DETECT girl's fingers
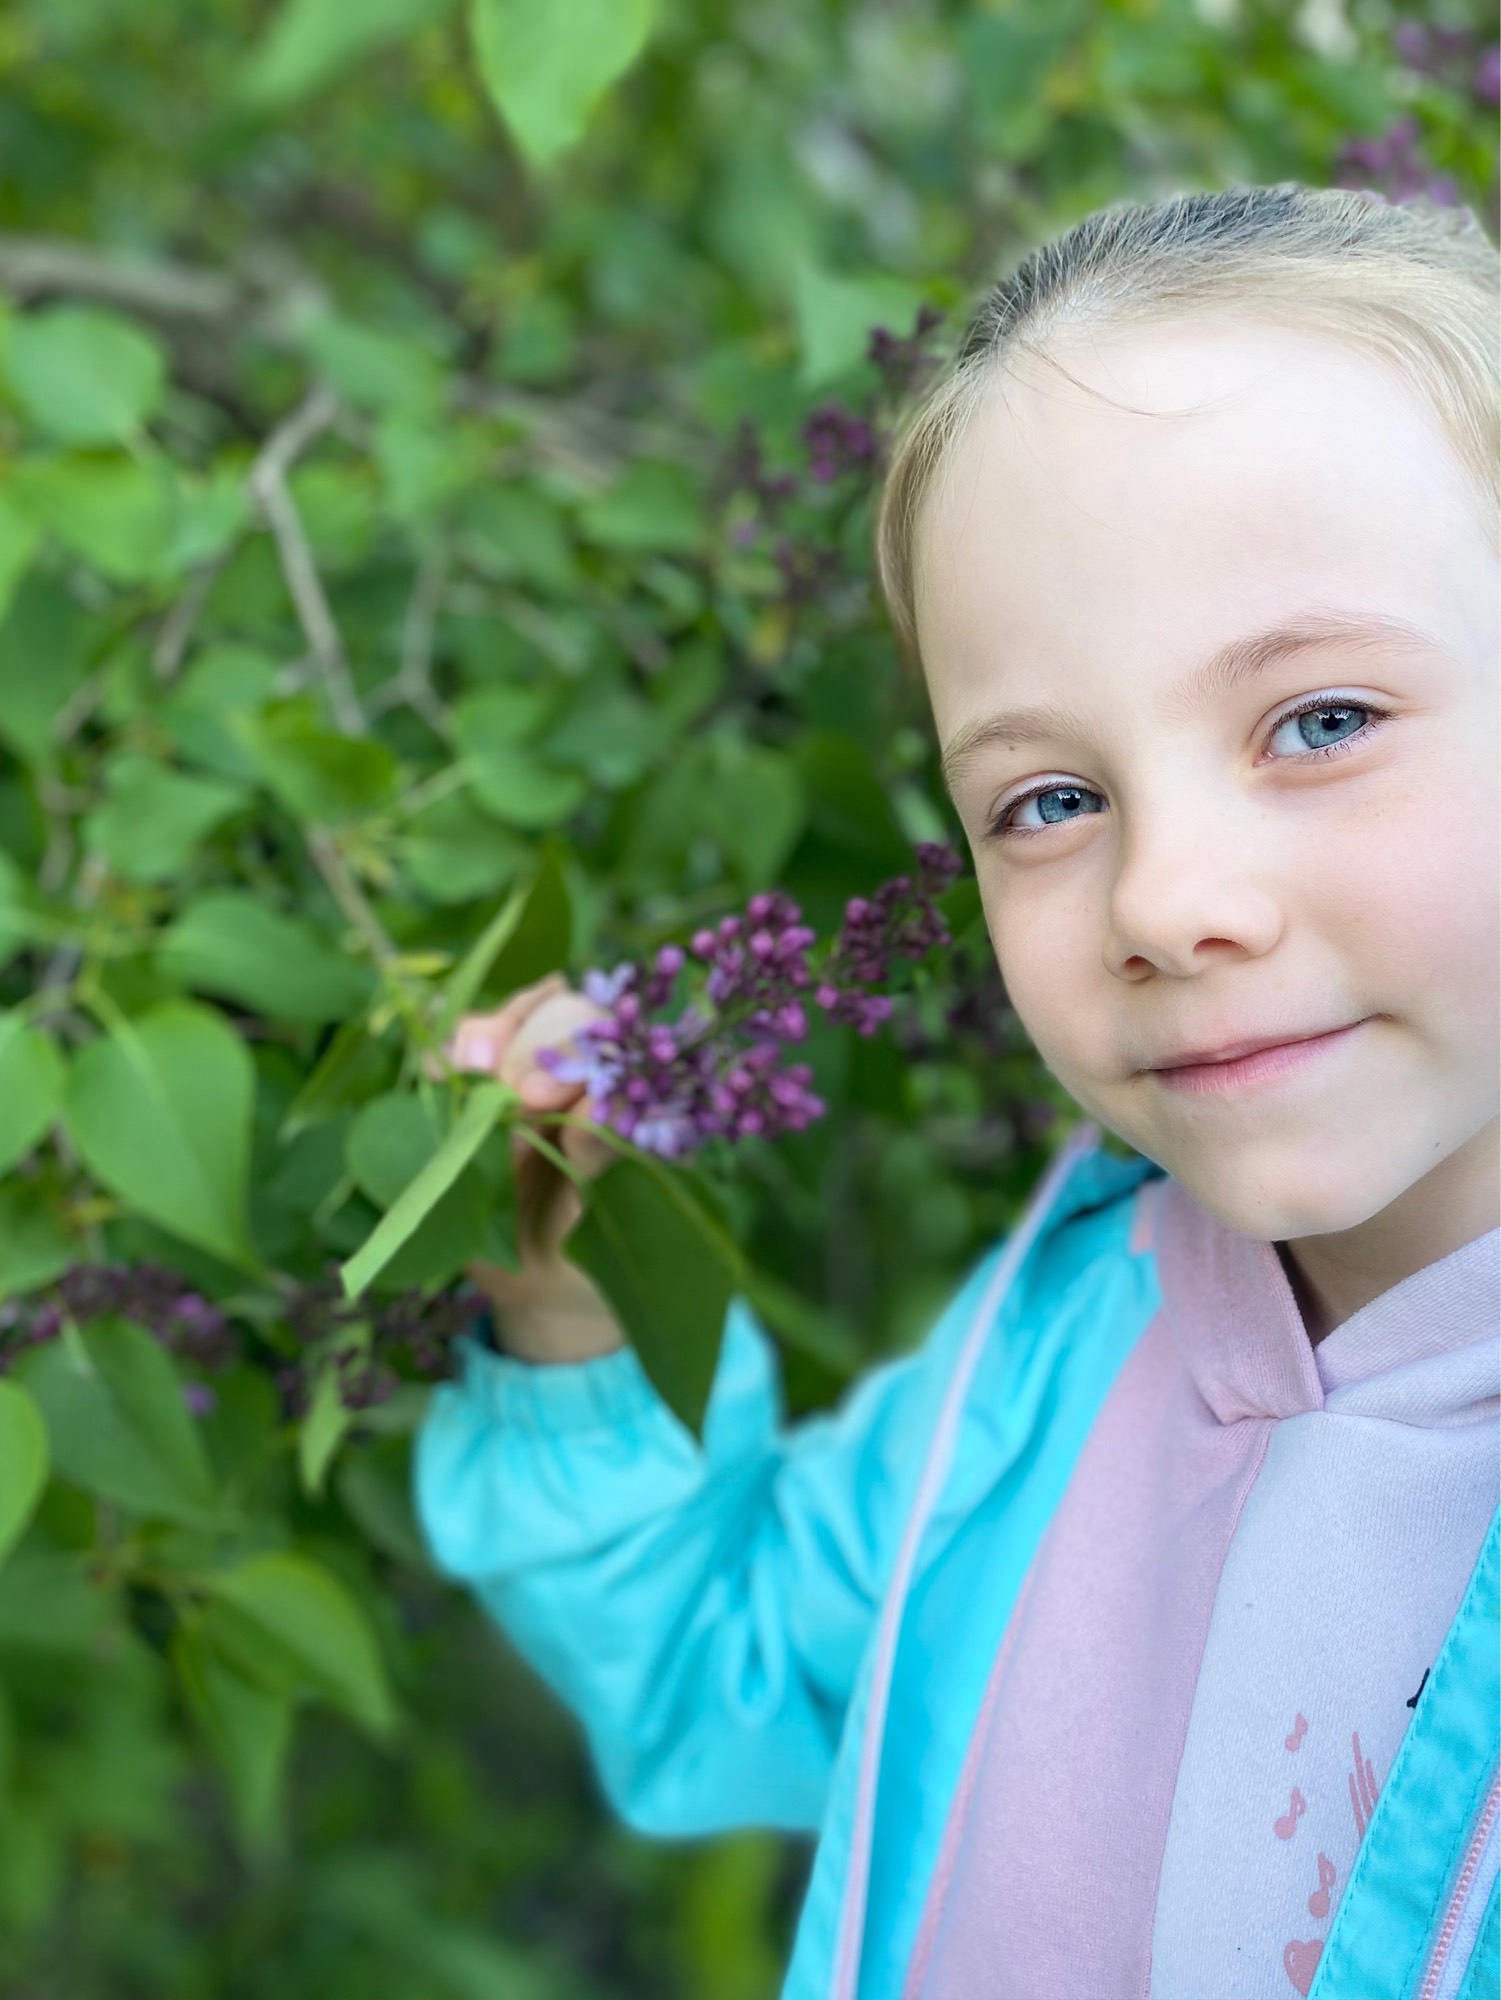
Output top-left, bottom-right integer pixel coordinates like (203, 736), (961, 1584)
(441, 973), (568, 1073)
(517, 1069), (585, 1111)
(502, 991), (610, 1091)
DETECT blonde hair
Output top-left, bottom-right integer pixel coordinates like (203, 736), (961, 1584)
(876, 183), (1500, 660)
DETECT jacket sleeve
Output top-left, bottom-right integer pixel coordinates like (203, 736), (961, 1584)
(412, 1281), (987, 1839)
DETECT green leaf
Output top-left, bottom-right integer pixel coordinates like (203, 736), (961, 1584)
(0, 1182), (73, 1299)
(0, 493), (39, 624)
(464, 744), (586, 829)
(432, 846), (571, 1040)
(0, 1549), (110, 1653)
(430, 882), (528, 1046)
(83, 753), (247, 884)
(793, 262), (929, 389)
(398, 792), (526, 906)
(297, 1356), (354, 1497)
(703, 743), (806, 887)
(451, 692), (585, 829)
(483, 845), (572, 999)
(336, 1439), (429, 1568)
(578, 461), (704, 554)
(0, 577), (89, 770)
(459, 485), (578, 590)
(202, 1552), (397, 1735)
(341, 1084), (515, 1296)
(278, 1019), (397, 1143)
(0, 1015), (66, 1175)
(159, 645), (280, 783)
(795, 733), (911, 869)
(64, 1002), (259, 1271)
(18, 1316), (218, 1526)
(172, 1626), (293, 1849)
(301, 317), (447, 417)
(233, 700), (400, 824)
(375, 414), (490, 525)
(16, 451), (179, 582)
(541, 681), (669, 788)
(564, 1156), (741, 1437)
(4, 308), (167, 446)
(157, 892), (374, 1024)
(243, 0), (453, 107)
(162, 463), (251, 573)
(470, 0), (657, 169)
(0, 1383), (48, 1572)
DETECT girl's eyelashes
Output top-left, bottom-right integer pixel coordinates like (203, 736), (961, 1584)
(981, 690), (1392, 842)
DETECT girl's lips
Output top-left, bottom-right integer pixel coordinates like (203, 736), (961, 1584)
(1148, 1021), (1366, 1095)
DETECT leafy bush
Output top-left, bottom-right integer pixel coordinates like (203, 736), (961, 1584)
(0, 1), (1493, 1993)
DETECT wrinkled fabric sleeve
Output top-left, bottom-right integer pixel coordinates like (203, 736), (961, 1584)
(413, 1286), (979, 1840)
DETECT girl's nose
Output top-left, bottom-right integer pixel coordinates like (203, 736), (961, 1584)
(1102, 805), (1284, 981)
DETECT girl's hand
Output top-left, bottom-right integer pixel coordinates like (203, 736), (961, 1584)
(432, 973), (624, 1364)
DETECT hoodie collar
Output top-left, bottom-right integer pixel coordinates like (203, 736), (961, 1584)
(1154, 1175), (1500, 1427)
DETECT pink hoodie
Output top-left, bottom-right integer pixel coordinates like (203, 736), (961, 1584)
(905, 1177), (1499, 2000)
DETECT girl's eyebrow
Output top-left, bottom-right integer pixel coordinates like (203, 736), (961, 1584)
(939, 609), (1443, 797)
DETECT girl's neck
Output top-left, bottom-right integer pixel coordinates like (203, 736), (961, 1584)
(1277, 1118), (1500, 1344)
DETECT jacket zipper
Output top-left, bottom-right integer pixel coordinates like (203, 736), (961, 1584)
(1417, 1770), (1500, 2000)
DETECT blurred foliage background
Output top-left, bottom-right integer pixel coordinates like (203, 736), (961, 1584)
(0, 0), (1494, 1994)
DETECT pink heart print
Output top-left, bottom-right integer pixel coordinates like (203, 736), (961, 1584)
(1283, 1937), (1323, 1995)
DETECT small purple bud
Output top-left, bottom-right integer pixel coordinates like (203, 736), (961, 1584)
(717, 915), (742, 940)
(656, 944), (685, 978)
(737, 1109), (765, 1137)
(691, 929), (717, 959)
(749, 929), (776, 961)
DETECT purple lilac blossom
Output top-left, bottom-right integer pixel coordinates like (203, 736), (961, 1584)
(538, 847), (964, 1159)
(1333, 114), (1460, 207)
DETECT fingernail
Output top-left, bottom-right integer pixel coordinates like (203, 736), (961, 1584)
(453, 1029), (496, 1070)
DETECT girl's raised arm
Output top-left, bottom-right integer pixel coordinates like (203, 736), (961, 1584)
(412, 984), (1001, 1837)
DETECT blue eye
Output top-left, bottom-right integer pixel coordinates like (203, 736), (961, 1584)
(1267, 701), (1373, 756)
(992, 783), (1107, 837)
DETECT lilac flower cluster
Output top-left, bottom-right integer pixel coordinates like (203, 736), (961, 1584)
(0, 1257), (480, 1418)
(1391, 19), (1500, 105)
(0, 1262), (236, 1390)
(803, 404), (878, 484)
(1335, 115), (1461, 207)
(816, 842), (964, 1035)
(725, 418), (798, 536)
(275, 1268), (480, 1417)
(537, 844), (966, 1159)
(868, 304), (945, 403)
(1333, 18), (1499, 208)
(721, 305), (945, 612)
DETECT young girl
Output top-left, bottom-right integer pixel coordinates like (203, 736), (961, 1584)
(415, 184), (1500, 2000)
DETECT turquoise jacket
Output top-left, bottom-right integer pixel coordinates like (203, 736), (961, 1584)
(414, 1128), (1500, 1999)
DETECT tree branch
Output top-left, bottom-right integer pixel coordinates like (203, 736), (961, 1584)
(245, 386), (367, 737)
(304, 826), (399, 970)
(368, 540), (450, 732)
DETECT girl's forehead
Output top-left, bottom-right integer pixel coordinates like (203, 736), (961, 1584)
(914, 319), (1492, 723)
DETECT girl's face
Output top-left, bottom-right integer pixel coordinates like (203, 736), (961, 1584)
(916, 319), (1498, 1242)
